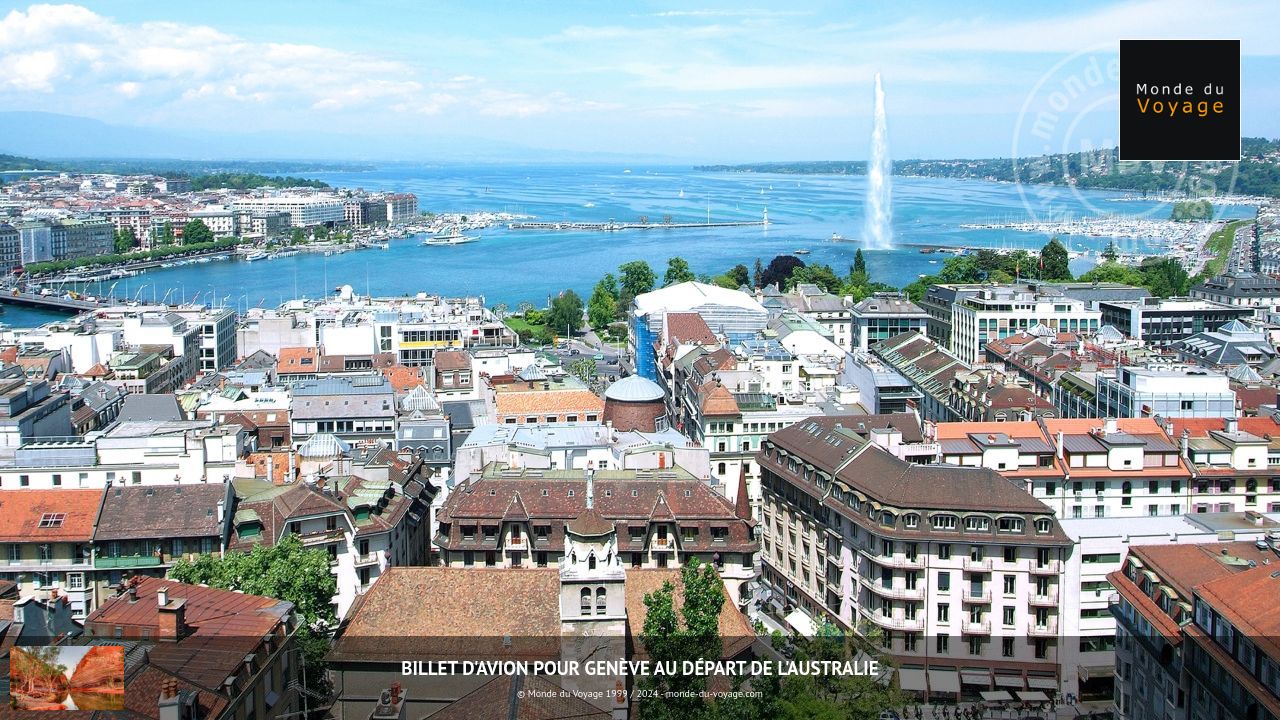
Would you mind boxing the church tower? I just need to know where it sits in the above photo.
[558,465,628,720]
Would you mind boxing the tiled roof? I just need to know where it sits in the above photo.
[1195,564,1280,661]
[495,390,604,417]
[0,489,101,542]
[664,312,718,346]
[626,569,755,660]
[380,365,425,393]
[94,484,226,541]
[276,346,317,374]
[698,382,739,416]
[433,349,472,371]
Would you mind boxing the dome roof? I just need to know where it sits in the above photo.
[298,433,351,459]
[604,375,665,403]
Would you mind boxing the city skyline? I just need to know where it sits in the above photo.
[1,0,1279,162]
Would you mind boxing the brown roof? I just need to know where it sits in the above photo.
[125,665,229,720]
[0,489,102,542]
[429,674,609,720]
[94,484,226,542]
[665,312,718,346]
[330,567,563,662]
[566,506,614,536]
[495,390,604,418]
[380,365,425,393]
[276,347,317,374]
[433,350,472,371]
[1195,564,1280,660]
[698,381,739,416]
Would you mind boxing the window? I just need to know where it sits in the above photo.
[936,635,949,654]
[1002,575,1016,595]
[937,603,950,622]
[1002,637,1015,657]
[37,513,65,529]
[580,588,592,616]
[1003,607,1015,626]
[485,551,496,567]
[1003,546,1017,563]
[937,572,950,592]
[938,544,951,560]
[19,475,29,487]
[596,588,607,615]
[51,474,61,487]
[996,517,1024,533]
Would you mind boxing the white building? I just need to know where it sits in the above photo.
[231,195,345,227]
[1094,365,1237,419]
[951,286,1101,364]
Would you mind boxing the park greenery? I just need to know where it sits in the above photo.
[189,172,330,191]
[24,235,241,275]
[1171,200,1213,221]
[169,534,337,703]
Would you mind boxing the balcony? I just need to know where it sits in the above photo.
[1029,560,1062,575]
[353,552,381,567]
[963,557,993,571]
[962,619,992,634]
[6,558,93,570]
[299,529,345,547]
[1029,592,1059,607]
[862,548,924,569]
[865,580,925,601]
[95,555,164,569]
[506,536,526,550]
[963,588,992,603]
[651,537,675,552]
[1028,618,1059,636]
[868,613,924,631]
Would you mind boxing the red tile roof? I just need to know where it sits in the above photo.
[665,312,718,346]
[276,347,317,374]
[433,350,472,371]
[1169,416,1280,438]
[0,489,101,542]
[380,365,424,394]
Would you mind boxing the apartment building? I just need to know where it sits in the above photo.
[0,222,21,272]
[1092,366,1238,419]
[872,331,970,422]
[1109,541,1280,720]
[433,464,759,605]
[850,293,929,352]
[384,193,418,223]
[759,416,1073,698]
[773,283,855,351]
[950,285,1101,364]
[230,195,345,227]
[1099,297,1252,346]
[630,281,769,381]
[1169,416,1280,514]
[289,375,397,446]
[1191,270,1280,318]
[0,365,74,462]
[0,489,100,617]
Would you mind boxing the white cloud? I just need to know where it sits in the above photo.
[115,81,140,98]
[0,50,60,91]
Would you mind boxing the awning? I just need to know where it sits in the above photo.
[1026,677,1058,690]
[1078,664,1115,681]
[897,666,927,692]
[961,669,991,686]
[928,668,961,694]
[994,674,1023,688]
[1017,690,1050,702]
[980,690,1013,702]
[785,609,816,638]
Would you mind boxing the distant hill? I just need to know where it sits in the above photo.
[0,152,48,171]
[697,138,1280,197]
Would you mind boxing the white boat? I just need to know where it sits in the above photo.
[424,230,479,246]
[583,202,596,208]
[794,249,811,255]
[831,232,846,241]
[244,251,268,262]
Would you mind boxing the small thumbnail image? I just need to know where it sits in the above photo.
[9,645,125,711]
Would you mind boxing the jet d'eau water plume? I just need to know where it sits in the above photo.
[863,73,893,250]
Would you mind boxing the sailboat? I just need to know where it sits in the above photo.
[679,189,685,198]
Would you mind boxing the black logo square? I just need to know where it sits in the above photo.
[1119,39,1240,161]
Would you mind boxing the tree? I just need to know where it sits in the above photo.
[752,258,764,288]
[290,227,306,245]
[619,260,657,298]
[1078,261,1143,285]
[1140,257,1191,297]
[567,357,597,385]
[158,222,176,247]
[789,263,842,293]
[853,249,867,276]
[1102,240,1119,262]
[182,219,214,246]
[546,289,585,336]
[169,534,337,702]
[726,264,750,288]
[588,276,619,329]
[313,225,330,241]
[758,255,806,290]
[113,228,136,254]
[492,302,508,319]
[767,623,906,719]
[637,559,725,720]
[664,257,696,286]
[1039,238,1072,281]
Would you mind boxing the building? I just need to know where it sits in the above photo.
[1174,319,1279,371]
[433,463,758,605]
[1098,297,1252,346]
[1093,365,1238,419]
[871,331,970,422]
[630,282,768,381]
[774,284,855,351]
[95,206,154,245]
[242,210,291,239]
[15,216,113,264]
[839,351,924,415]
[0,222,21,272]
[758,416,1075,698]
[1169,416,1280,514]
[230,195,345,227]
[290,376,397,446]
[384,193,418,223]
[488,369,604,426]
[431,349,474,398]
[602,375,668,432]
[0,365,74,463]
[228,443,436,618]
[0,488,100,617]
[850,293,929,352]
[1191,270,1280,317]
[1108,541,1280,720]
[83,577,301,720]
[950,285,1101,364]
[91,483,231,607]
[187,207,240,238]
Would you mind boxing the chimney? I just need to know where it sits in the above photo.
[1180,429,1190,459]
[158,593,187,642]
[370,683,408,720]
[585,463,595,509]
[1103,417,1118,435]
[157,586,168,607]
[216,498,225,524]
[1055,431,1064,460]
[1225,417,1239,434]
[128,586,138,603]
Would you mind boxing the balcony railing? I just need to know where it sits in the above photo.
[5,558,93,569]
[652,537,674,551]
[96,555,164,569]
[1030,560,1062,575]
[869,613,924,631]
[1028,618,1060,636]
[1029,592,1059,607]
[963,557,993,571]
[963,589,992,603]
[865,580,925,601]
[962,619,992,634]
[353,552,381,567]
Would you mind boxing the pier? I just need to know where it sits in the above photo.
[508,213,769,233]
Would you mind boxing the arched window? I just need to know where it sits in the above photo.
[580,587,591,615]
[1247,479,1258,492]
[596,588,607,615]
[588,554,597,571]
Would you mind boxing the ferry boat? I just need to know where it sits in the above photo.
[243,250,268,262]
[831,232,846,241]
[424,230,479,246]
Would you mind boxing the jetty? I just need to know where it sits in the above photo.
[508,211,770,233]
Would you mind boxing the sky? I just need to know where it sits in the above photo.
[0,1,1278,162]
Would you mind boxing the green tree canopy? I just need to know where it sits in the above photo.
[181,219,214,246]
[638,559,725,720]
[113,228,137,254]
[853,249,867,276]
[588,275,620,329]
[619,260,657,298]
[664,257,696,286]
[759,255,806,290]
[546,289,585,336]
[1039,238,1072,281]
[789,262,842,293]
[725,264,750,288]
